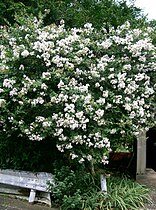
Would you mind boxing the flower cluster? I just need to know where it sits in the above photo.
[0,17,155,165]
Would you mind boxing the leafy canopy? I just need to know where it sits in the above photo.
[0,0,147,28]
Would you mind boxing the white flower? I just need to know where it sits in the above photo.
[124,104,131,111]
[64,103,75,113]
[79,158,85,163]
[41,83,48,90]
[125,97,131,102]
[76,111,84,119]
[21,50,29,57]
[56,145,64,152]
[98,39,112,49]
[95,109,104,118]
[110,79,117,84]
[52,113,58,120]
[31,97,44,106]
[70,94,79,103]
[9,88,18,96]
[105,103,112,109]
[29,134,43,141]
[120,130,125,134]
[79,84,89,93]
[70,121,79,130]
[86,155,92,161]
[19,64,24,70]
[3,79,16,88]
[135,73,145,81]
[84,23,92,29]
[58,80,65,89]
[96,98,105,105]
[55,128,63,136]
[38,97,44,104]
[144,87,154,95]
[101,155,109,165]
[95,82,100,87]
[60,19,65,25]
[36,116,45,122]
[123,64,131,71]
[129,111,136,119]
[42,72,51,80]
[110,129,116,134]
[70,153,78,160]
[100,86,103,91]
[138,107,144,117]
[138,98,145,106]
[51,96,57,103]
[84,94,92,104]
[18,101,24,105]
[118,81,125,89]
[42,121,51,127]
[133,101,139,109]
[113,95,122,104]
[65,143,73,149]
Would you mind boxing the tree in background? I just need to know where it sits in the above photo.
[0,0,147,28]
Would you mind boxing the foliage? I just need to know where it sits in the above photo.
[0,0,147,28]
[48,165,151,209]
[0,15,155,168]
[48,165,99,202]
[0,133,61,172]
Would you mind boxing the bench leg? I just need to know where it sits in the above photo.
[39,192,51,207]
[29,189,36,204]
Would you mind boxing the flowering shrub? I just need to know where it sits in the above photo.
[0,16,155,166]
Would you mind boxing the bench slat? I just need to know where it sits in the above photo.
[0,170,53,192]
[0,169,52,179]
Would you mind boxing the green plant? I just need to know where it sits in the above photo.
[48,166,151,209]
[106,176,151,210]
[48,165,99,201]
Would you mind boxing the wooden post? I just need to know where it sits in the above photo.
[100,174,107,193]
[39,192,51,207]
[136,130,147,175]
[29,189,36,204]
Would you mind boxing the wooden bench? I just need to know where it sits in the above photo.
[0,169,53,206]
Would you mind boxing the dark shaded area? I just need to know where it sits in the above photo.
[0,134,63,173]
[146,127,156,171]
[105,140,137,179]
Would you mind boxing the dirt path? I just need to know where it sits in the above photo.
[0,195,59,210]
[137,168,156,210]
